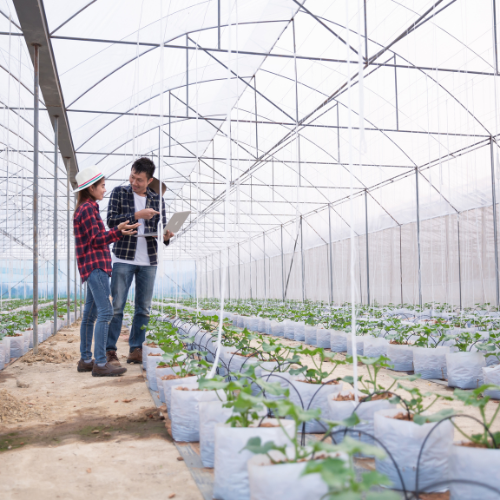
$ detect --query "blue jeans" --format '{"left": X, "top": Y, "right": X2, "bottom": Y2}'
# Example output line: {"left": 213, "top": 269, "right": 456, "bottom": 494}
{"left": 107, "top": 263, "right": 157, "bottom": 353}
{"left": 80, "top": 268, "right": 114, "bottom": 365}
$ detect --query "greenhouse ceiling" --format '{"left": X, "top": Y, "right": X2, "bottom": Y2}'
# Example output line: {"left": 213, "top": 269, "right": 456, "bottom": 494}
{"left": 0, "top": 0, "right": 499, "bottom": 263}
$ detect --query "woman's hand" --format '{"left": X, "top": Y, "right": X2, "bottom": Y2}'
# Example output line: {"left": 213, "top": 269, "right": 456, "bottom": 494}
{"left": 117, "top": 220, "right": 140, "bottom": 235}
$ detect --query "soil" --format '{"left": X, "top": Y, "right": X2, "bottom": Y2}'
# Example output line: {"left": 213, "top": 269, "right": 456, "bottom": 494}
{"left": 230, "top": 351, "right": 258, "bottom": 358}
{"left": 149, "top": 353, "right": 162, "bottom": 357}
{"left": 162, "top": 374, "right": 195, "bottom": 381}
{"left": 389, "top": 340, "right": 409, "bottom": 345}
{"left": 333, "top": 393, "right": 392, "bottom": 402}
{"left": 0, "top": 320, "right": 202, "bottom": 500}
{"left": 457, "top": 440, "right": 491, "bottom": 449}
{"left": 259, "top": 422, "right": 279, "bottom": 428}
{"left": 391, "top": 412, "right": 414, "bottom": 421}
{"left": 300, "top": 379, "right": 340, "bottom": 385}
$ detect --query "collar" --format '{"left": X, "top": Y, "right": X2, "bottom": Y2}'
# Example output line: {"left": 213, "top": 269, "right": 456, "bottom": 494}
{"left": 125, "top": 184, "right": 157, "bottom": 200}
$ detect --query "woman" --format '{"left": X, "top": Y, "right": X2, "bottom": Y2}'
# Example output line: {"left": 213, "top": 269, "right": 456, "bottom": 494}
{"left": 73, "top": 166, "right": 139, "bottom": 377}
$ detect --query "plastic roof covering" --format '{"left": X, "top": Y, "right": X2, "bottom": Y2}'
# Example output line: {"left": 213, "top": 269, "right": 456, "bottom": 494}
{"left": 0, "top": 0, "right": 499, "bottom": 264}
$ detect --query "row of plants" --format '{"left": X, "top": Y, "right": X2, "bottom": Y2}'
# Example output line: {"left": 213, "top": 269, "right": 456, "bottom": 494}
{"left": 140, "top": 304, "right": 500, "bottom": 499}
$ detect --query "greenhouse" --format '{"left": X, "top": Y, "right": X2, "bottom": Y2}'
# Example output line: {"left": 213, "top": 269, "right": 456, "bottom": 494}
{"left": 1, "top": 0, "right": 500, "bottom": 499}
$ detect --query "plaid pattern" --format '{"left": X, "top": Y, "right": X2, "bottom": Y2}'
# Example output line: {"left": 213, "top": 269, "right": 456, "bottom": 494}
{"left": 107, "top": 185, "right": 169, "bottom": 266}
{"left": 74, "top": 200, "right": 122, "bottom": 283}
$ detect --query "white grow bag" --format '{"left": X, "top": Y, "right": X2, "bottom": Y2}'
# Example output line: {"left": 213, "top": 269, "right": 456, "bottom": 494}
{"left": 387, "top": 344, "right": 414, "bottom": 371}
{"left": 9, "top": 334, "right": 24, "bottom": 358}
{"left": 363, "top": 337, "right": 388, "bottom": 358}
{"left": 284, "top": 320, "right": 295, "bottom": 340}
{"left": 327, "top": 390, "right": 395, "bottom": 448}
{"left": 3, "top": 336, "right": 10, "bottom": 364}
{"left": 305, "top": 325, "right": 317, "bottom": 346}
{"left": 446, "top": 351, "right": 485, "bottom": 389}
{"left": 0, "top": 340, "right": 4, "bottom": 370}
{"left": 163, "top": 375, "right": 198, "bottom": 414}
{"left": 449, "top": 445, "right": 500, "bottom": 500}
{"left": 483, "top": 365, "right": 500, "bottom": 399}
{"left": 288, "top": 377, "right": 343, "bottom": 433}
{"left": 213, "top": 419, "right": 295, "bottom": 500}
{"left": 294, "top": 321, "right": 305, "bottom": 341}
{"left": 171, "top": 385, "right": 225, "bottom": 442}
{"left": 346, "top": 336, "right": 364, "bottom": 356}
{"left": 199, "top": 400, "right": 233, "bottom": 468}
{"left": 247, "top": 450, "right": 329, "bottom": 500}
{"left": 330, "top": 330, "right": 347, "bottom": 352}
{"left": 146, "top": 353, "right": 164, "bottom": 390}
{"left": 413, "top": 346, "right": 449, "bottom": 380}
{"left": 374, "top": 408, "right": 454, "bottom": 492}
{"left": 156, "top": 365, "right": 181, "bottom": 403}
{"left": 271, "top": 320, "right": 284, "bottom": 337}
{"left": 314, "top": 327, "right": 329, "bottom": 348}
{"left": 142, "top": 342, "right": 162, "bottom": 365}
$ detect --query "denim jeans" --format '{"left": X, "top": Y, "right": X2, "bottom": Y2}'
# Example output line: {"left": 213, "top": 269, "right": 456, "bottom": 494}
{"left": 107, "top": 263, "right": 157, "bottom": 352}
{"left": 80, "top": 268, "right": 114, "bottom": 365}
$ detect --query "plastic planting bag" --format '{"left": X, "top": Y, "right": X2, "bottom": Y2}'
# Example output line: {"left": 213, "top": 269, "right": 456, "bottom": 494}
{"left": 284, "top": 320, "right": 295, "bottom": 340}
{"left": 213, "top": 419, "right": 295, "bottom": 500}
{"left": 146, "top": 354, "right": 164, "bottom": 390}
{"left": 0, "top": 341, "right": 4, "bottom": 370}
{"left": 237, "top": 316, "right": 245, "bottom": 328}
{"left": 413, "top": 346, "right": 450, "bottom": 380}
{"left": 265, "top": 320, "right": 272, "bottom": 335}
{"left": 156, "top": 366, "right": 181, "bottom": 403}
{"left": 288, "top": 377, "right": 343, "bottom": 433}
{"left": 374, "top": 408, "right": 454, "bottom": 492}
{"left": 449, "top": 445, "right": 500, "bottom": 500}
{"left": 199, "top": 400, "right": 232, "bottom": 467}
{"left": 9, "top": 335, "right": 24, "bottom": 358}
{"left": 330, "top": 330, "right": 347, "bottom": 352}
{"left": 221, "top": 345, "right": 259, "bottom": 374}
{"left": 446, "top": 352, "right": 485, "bottom": 389}
{"left": 482, "top": 365, "right": 500, "bottom": 399}
{"left": 247, "top": 451, "right": 328, "bottom": 500}
{"left": 142, "top": 342, "right": 162, "bottom": 365}
{"left": 305, "top": 325, "right": 317, "bottom": 346}
{"left": 387, "top": 344, "right": 414, "bottom": 371}
{"left": 363, "top": 337, "right": 388, "bottom": 358}
{"left": 170, "top": 385, "right": 224, "bottom": 442}
{"left": 3, "top": 336, "right": 10, "bottom": 364}
{"left": 315, "top": 328, "right": 330, "bottom": 348}
{"left": 271, "top": 320, "right": 284, "bottom": 337}
{"left": 293, "top": 321, "right": 305, "bottom": 341}
{"left": 327, "top": 390, "right": 395, "bottom": 448}
{"left": 258, "top": 318, "right": 268, "bottom": 333}
{"left": 22, "top": 332, "right": 30, "bottom": 354}
{"left": 164, "top": 375, "right": 198, "bottom": 414}
{"left": 346, "top": 336, "right": 364, "bottom": 356}
{"left": 232, "top": 314, "right": 239, "bottom": 327}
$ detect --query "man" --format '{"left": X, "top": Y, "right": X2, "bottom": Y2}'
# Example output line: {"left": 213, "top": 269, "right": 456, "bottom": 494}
{"left": 106, "top": 157, "right": 174, "bottom": 365}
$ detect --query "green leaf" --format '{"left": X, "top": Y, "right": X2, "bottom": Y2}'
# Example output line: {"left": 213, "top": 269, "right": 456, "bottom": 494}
{"left": 413, "top": 408, "right": 455, "bottom": 425}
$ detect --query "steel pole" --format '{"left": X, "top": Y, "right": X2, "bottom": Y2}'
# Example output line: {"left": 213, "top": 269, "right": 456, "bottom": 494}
{"left": 365, "top": 190, "right": 370, "bottom": 306}
{"left": 53, "top": 116, "right": 58, "bottom": 335}
{"left": 328, "top": 203, "right": 333, "bottom": 305}
{"left": 263, "top": 233, "right": 266, "bottom": 302}
{"left": 238, "top": 244, "right": 240, "bottom": 300}
{"left": 32, "top": 44, "right": 40, "bottom": 353}
{"left": 67, "top": 161, "right": 70, "bottom": 325}
{"left": 457, "top": 214, "right": 463, "bottom": 310}
{"left": 227, "top": 248, "right": 230, "bottom": 300}
{"left": 490, "top": 138, "right": 500, "bottom": 308}
{"left": 415, "top": 167, "right": 423, "bottom": 308}
{"left": 280, "top": 225, "right": 285, "bottom": 302}
{"left": 300, "top": 217, "right": 305, "bottom": 302}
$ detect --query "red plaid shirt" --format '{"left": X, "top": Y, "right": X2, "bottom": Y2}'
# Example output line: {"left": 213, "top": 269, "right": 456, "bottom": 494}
{"left": 74, "top": 200, "right": 122, "bottom": 283}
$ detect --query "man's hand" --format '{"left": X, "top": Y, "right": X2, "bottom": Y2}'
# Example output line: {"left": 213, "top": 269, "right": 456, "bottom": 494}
{"left": 164, "top": 230, "right": 174, "bottom": 242}
{"left": 135, "top": 208, "right": 159, "bottom": 220}
{"left": 118, "top": 220, "right": 140, "bottom": 236}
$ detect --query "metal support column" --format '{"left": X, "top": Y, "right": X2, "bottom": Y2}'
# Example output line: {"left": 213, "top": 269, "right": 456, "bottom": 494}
{"left": 328, "top": 203, "right": 333, "bottom": 305}
{"left": 238, "top": 243, "right": 241, "bottom": 300}
{"left": 249, "top": 241, "right": 252, "bottom": 300}
{"left": 227, "top": 248, "right": 230, "bottom": 300}
{"left": 280, "top": 225, "right": 285, "bottom": 302}
{"left": 415, "top": 167, "right": 423, "bottom": 308}
{"left": 32, "top": 43, "right": 40, "bottom": 353}
{"left": 365, "top": 190, "right": 370, "bottom": 306}
{"left": 490, "top": 138, "right": 500, "bottom": 307}
{"left": 53, "top": 116, "right": 58, "bottom": 335}
{"left": 263, "top": 233, "right": 266, "bottom": 301}
{"left": 300, "top": 217, "right": 305, "bottom": 302}
{"left": 67, "top": 161, "right": 70, "bottom": 325}
{"left": 457, "top": 214, "right": 463, "bottom": 310}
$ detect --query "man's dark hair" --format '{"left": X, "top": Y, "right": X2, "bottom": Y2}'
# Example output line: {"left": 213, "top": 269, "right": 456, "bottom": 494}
{"left": 131, "top": 157, "right": 156, "bottom": 179}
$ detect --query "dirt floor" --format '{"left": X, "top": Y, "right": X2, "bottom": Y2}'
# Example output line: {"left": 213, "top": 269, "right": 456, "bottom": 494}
{"left": 0, "top": 321, "right": 203, "bottom": 500}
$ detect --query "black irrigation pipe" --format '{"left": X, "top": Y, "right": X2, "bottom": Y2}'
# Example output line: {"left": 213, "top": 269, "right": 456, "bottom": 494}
{"left": 414, "top": 414, "right": 499, "bottom": 497}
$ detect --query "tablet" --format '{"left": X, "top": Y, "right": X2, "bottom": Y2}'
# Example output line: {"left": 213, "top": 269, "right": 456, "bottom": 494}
{"left": 138, "top": 211, "right": 191, "bottom": 237}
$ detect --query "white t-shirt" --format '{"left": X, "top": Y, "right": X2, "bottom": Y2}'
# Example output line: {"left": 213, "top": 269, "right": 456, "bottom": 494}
{"left": 112, "top": 192, "right": 154, "bottom": 266}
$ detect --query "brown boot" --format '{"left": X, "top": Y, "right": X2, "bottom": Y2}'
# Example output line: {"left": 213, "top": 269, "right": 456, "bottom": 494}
{"left": 127, "top": 347, "right": 143, "bottom": 364}
{"left": 77, "top": 359, "right": 94, "bottom": 372}
{"left": 92, "top": 362, "right": 127, "bottom": 377}
{"left": 106, "top": 350, "right": 121, "bottom": 367}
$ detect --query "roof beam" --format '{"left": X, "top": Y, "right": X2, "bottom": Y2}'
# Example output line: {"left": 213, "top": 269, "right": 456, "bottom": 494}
{"left": 13, "top": 0, "right": 78, "bottom": 185}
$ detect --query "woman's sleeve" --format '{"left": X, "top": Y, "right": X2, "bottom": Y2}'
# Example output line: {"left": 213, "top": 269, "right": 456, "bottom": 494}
{"left": 80, "top": 205, "right": 122, "bottom": 247}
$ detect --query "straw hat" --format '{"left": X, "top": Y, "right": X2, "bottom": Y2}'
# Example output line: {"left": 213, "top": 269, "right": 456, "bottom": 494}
{"left": 74, "top": 165, "right": 104, "bottom": 193}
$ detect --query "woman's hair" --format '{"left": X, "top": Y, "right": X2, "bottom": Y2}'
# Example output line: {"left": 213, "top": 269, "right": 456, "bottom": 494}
{"left": 74, "top": 177, "right": 104, "bottom": 215}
